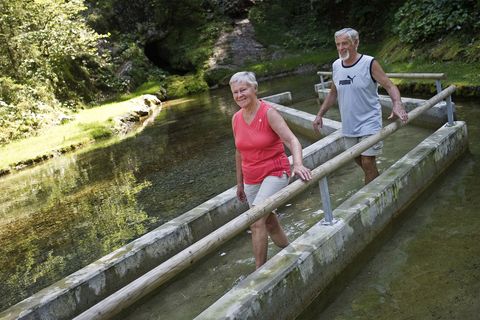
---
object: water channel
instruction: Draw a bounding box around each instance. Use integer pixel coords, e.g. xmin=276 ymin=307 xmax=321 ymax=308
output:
xmin=0 ymin=73 xmax=478 ymax=318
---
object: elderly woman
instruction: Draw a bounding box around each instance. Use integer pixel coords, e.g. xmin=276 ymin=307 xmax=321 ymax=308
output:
xmin=230 ymin=71 xmax=312 ymax=269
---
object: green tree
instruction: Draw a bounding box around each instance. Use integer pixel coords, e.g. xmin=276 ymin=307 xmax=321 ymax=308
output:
xmin=0 ymin=0 xmax=108 ymax=96
xmin=0 ymin=0 xmax=114 ymax=144
xmin=394 ymin=0 xmax=480 ymax=44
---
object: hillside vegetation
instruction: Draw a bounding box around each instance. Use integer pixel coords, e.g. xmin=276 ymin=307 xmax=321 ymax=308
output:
xmin=1 ymin=0 xmax=479 ymax=146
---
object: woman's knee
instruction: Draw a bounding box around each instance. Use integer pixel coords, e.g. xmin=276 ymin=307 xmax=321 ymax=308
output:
xmin=265 ymin=213 xmax=280 ymax=232
xmin=250 ymin=217 xmax=268 ymax=232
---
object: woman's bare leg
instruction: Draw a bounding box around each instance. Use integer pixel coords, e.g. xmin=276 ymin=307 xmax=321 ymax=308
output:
xmin=250 ymin=215 xmax=269 ymax=269
xmin=265 ymin=212 xmax=289 ymax=248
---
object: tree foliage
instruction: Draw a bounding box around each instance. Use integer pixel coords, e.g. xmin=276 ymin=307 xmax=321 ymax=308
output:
xmin=0 ymin=0 xmax=108 ymax=91
xmin=249 ymin=0 xmax=404 ymax=50
xmin=394 ymin=0 xmax=480 ymax=44
xmin=0 ymin=0 xmax=113 ymax=144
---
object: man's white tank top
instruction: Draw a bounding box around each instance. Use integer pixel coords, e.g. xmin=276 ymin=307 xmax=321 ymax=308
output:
xmin=332 ymin=54 xmax=381 ymax=137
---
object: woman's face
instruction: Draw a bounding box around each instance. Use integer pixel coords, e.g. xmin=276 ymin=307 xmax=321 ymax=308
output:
xmin=230 ymin=81 xmax=257 ymax=109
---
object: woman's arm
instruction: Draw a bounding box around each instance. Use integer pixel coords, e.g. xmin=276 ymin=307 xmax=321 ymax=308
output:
xmin=233 ymin=116 xmax=247 ymax=202
xmin=235 ymin=149 xmax=246 ymax=202
xmin=267 ymin=108 xmax=312 ymax=181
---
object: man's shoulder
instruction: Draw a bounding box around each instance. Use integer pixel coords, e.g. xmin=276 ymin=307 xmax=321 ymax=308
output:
xmin=332 ymin=58 xmax=341 ymax=72
xmin=362 ymin=54 xmax=375 ymax=61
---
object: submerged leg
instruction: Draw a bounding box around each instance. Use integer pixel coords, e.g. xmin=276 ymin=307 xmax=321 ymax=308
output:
xmin=250 ymin=215 xmax=269 ymax=269
xmin=265 ymin=212 xmax=289 ymax=248
xmin=360 ymin=155 xmax=379 ymax=184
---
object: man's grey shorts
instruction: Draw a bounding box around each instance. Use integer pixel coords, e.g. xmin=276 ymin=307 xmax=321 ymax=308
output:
xmin=344 ymin=135 xmax=383 ymax=156
xmin=244 ymin=173 xmax=289 ymax=207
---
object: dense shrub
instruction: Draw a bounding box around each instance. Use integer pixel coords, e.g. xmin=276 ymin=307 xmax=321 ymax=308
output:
xmin=0 ymin=77 xmax=62 ymax=144
xmin=394 ymin=0 xmax=480 ymax=44
xmin=165 ymin=74 xmax=209 ymax=98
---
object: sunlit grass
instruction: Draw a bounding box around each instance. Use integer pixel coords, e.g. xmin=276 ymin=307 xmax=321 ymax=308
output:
xmin=246 ymin=50 xmax=337 ymax=76
xmin=0 ymin=99 xmax=139 ymax=170
xmin=117 ymin=81 xmax=162 ymax=101
xmin=382 ymin=60 xmax=480 ymax=84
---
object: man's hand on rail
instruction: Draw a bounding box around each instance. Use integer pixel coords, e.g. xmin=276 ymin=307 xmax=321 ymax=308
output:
xmin=313 ymin=114 xmax=323 ymax=133
xmin=389 ymin=102 xmax=408 ymax=123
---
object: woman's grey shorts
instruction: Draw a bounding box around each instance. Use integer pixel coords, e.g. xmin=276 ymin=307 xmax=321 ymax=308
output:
xmin=244 ymin=173 xmax=289 ymax=207
xmin=344 ymin=135 xmax=383 ymax=156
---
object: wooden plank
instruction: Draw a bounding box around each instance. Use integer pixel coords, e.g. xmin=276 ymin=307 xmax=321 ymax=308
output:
xmin=317 ymin=71 xmax=446 ymax=80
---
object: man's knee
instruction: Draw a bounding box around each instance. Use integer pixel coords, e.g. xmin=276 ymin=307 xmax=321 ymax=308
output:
xmin=361 ymin=155 xmax=377 ymax=170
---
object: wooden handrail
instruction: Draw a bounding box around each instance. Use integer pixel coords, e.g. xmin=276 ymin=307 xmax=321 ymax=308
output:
xmin=317 ymin=71 xmax=447 ymax=80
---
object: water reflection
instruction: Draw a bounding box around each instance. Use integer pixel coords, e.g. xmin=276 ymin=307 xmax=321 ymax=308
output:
xmin=0 ymin=89 xmax=241 ymax=309
xmin=0 ymin=74 xmax=321 ymax=310
xmin=1 ymin=73 xmax=465 ymax=317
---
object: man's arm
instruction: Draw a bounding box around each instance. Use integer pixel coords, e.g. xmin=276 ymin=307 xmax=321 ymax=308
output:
xmin=313 ymin=83 xmax=338 ymax=132
xmin=371 ymin=60 xmax=408 ymax=123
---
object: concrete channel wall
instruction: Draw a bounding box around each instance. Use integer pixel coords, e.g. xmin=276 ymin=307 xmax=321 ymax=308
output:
xmin=0 ymin=93 xmax=344 ymax=320
xmin=195 ymin=121 xmax=468 ymax=320
xmin=316 ymin=87 xmax=455 ymax=129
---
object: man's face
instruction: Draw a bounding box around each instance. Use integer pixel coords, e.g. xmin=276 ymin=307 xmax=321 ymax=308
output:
xmin=335 ymin=34 xmax=357 ymax=61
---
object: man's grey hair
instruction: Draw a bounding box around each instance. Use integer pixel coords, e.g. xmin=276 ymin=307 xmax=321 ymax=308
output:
xmin=334 ymin=28 xmax=359 ymax=45
xmin=229 ymin=71 xmax=258 ymax=89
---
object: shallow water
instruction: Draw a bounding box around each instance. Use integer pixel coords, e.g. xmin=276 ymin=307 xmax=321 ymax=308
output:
xmin=298 ymin=100 xmax=480 ymax=319
xmin=1 ymin=73 xmax=477 ymax=319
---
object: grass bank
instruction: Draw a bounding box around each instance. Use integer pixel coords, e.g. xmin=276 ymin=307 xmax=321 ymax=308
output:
xmin=0 ymin=90 xmax=161 ymax=175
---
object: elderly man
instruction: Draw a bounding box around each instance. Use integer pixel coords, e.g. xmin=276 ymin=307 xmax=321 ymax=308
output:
xmin=313 ymin=27 xmax=408 ymax=184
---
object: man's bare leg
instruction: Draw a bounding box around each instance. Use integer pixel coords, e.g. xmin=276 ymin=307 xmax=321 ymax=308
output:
xmin=360 ymin=155 xmax=379 ymax=184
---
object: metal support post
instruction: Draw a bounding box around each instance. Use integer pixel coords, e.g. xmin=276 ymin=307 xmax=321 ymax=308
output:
xmin=319 ymin=177 xmax=337 ymax=225
xmin=446 ymin=94 xmax=455 ymax=126
xmin=320 ymin=75 xmax=325 ymax=89
xmin=435 ymin=80 xmax=442 ymax=95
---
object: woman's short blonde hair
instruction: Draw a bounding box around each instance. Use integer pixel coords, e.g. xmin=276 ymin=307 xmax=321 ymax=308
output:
xmin=229 ymin=71 xmax=258 ymax=89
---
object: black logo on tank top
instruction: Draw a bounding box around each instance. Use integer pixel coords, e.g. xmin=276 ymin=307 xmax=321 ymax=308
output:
xmin=339 ymin=75 xmax=356 ymax=85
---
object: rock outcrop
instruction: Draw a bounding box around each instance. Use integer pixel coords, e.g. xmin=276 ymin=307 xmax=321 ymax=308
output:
xmin=206 ymin=18 xmax=267 ymax=85
xmin=113 ymin=94 xmax=163 ymax=135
